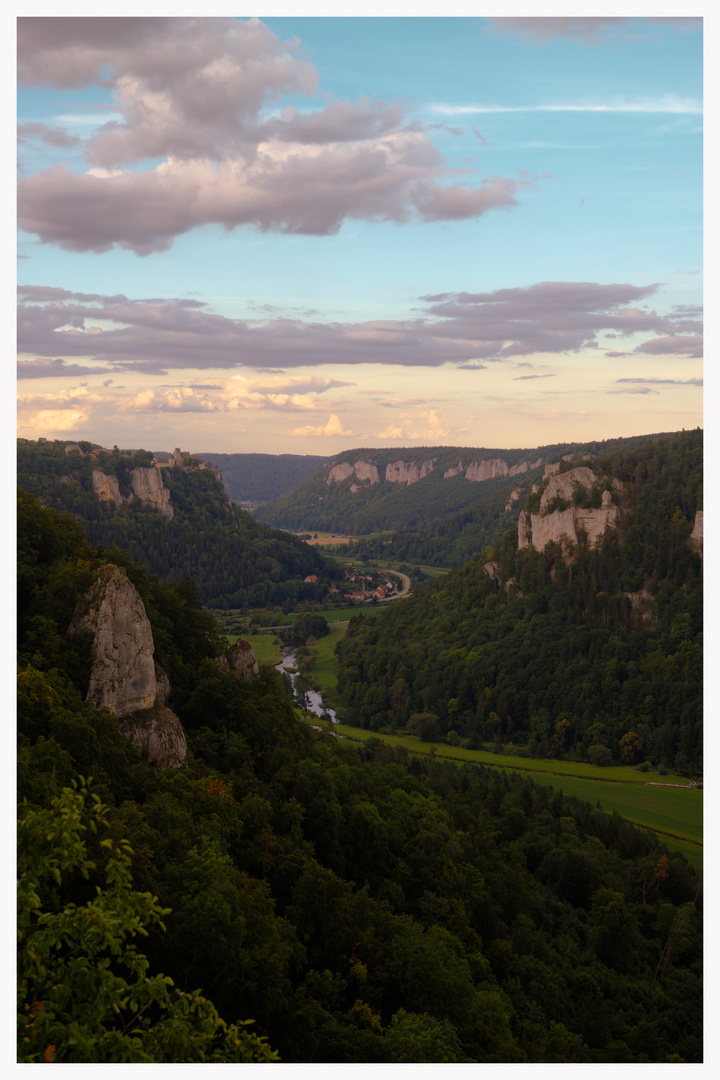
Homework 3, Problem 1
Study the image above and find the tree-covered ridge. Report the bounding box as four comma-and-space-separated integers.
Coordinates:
17, 489, 702, 1063
17, 439, 337, 609
255, 431, 684, 535
195, 451, 331, 503
335, 431, 702, 772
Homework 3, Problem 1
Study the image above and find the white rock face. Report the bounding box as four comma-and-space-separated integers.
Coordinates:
505, 488, 521, 511
131, 467, 173, 521
539, 467, 597, 512
327, 462, 355, 484
385, 459, 435, 484
92, 471, 125, 507
353, 460, 380, 484
118, 707, 187, 769
543, 462, 561, 479
327, 460, 380, 485
465, 458, 509, 482
69, 564, 157, 718
689, 511, 703, 556
444, 461, 465, 478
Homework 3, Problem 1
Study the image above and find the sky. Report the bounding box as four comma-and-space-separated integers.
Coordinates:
15, 7, 704, 456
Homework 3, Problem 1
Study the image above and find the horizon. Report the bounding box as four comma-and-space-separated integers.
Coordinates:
17, 12, 703, 454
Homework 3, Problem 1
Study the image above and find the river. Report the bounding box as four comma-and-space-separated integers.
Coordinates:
275, 650, 340, 724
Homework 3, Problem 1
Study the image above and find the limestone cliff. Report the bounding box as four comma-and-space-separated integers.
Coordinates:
444, 461, 465, 478
92, 470, 125, 507
118, 707, 187, 770
327, 459, 380, 486
131, 467, 174, 521
69, 564, 157, 718
539, 467, 597, 512
465, 458, 509, 482
519, 472, 621, 553
385, 459, 435, 484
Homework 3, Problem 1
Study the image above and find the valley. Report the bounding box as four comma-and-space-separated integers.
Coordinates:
17, 427, 703, 1063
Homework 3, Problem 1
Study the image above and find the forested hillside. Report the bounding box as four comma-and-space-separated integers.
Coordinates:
17, 439, 336, 609
256, 432, 682, 535
17, 490, 703, 1062
336, 431, 702, 773
196, 451, 331, 504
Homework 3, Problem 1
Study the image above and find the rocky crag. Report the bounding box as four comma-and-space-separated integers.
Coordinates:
69, 565, 259, 768
92, 466, 174, 520
518, 467, 622, 554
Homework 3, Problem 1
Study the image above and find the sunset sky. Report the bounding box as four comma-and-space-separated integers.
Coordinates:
16, 9, 703, 455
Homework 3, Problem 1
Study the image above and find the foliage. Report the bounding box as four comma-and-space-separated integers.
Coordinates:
17, 782, 278, 1063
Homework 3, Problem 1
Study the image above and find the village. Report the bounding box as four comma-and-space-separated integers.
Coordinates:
305, 567, 401, 603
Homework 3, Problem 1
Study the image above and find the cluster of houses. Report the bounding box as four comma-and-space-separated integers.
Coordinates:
302, 568, 398, 602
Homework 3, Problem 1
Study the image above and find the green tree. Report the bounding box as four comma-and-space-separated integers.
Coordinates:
17, 782, 278, 1063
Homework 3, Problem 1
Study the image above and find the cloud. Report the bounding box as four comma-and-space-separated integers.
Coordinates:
607, 386, 660, 395
18, 357, 115, 379
430, 95, 702, 116
17, 16, 540, 254
615, 377, 702, 387
17, 280, 701, 373
292, 413, 352, 437
513, 373, 556, 380
483, 17, 702, 46
632, 335, 703, 358
17, 122, 81, 149
375, 408, 448, 440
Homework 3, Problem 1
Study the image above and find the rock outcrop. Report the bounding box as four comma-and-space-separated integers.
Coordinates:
444, 461, 465, 478
519, 472, 621, 554
466, 458, 509, 482
92, 470, 125, 507
131, 467, 174, 521
385, 459, 436, 484
689, 511, 703, 559
327, 460, 380, 486
118, 707, 187, 770
505, 489, 521, 511
69, 564, 157, 718
216, 637, 259, 681
539, 467, 597, 512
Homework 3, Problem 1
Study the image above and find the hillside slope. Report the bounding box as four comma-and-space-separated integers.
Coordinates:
17, 439, 337, 609
336, 431, 702, 773
197, 451, 331, 504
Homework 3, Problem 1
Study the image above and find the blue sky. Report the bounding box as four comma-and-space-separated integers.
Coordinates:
16, 10, 703, 454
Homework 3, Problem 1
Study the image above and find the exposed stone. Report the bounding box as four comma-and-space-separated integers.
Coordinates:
509, 458, 541, 477
327, 462, 355, 484
131, 467, 174, 520
444, 461, 465, 478
350, 483, 359, 493
539, 466, 597, 512
484, 561, 501, 579
543, 462, 561, 479
689, 511, 703, 559
465, 458, 509, 482
227, 637, 259, 680
518, 511, 532, 550
505, 488, 521, 511
92, 470, 125, 507
118, 707, 187, 769
68, 564, 156, 718
353, 460, 380, 484
385, 459, 435, 484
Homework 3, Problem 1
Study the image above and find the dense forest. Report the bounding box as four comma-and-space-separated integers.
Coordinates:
17, 439, 336, 609
336, 432, 703, 773
196, 451, 331, 504
17, 488, 703, 1062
